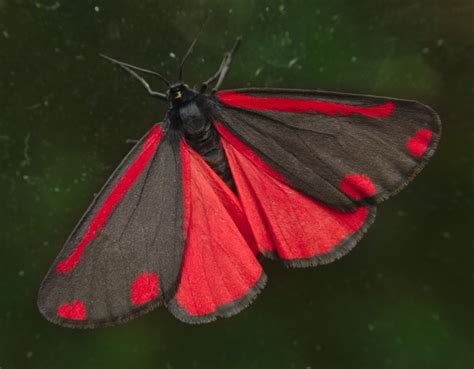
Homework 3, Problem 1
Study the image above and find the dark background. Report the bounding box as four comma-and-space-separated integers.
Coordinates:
1, 0, 473, 368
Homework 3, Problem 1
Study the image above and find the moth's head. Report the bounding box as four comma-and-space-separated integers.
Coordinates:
167, 83, 194, 105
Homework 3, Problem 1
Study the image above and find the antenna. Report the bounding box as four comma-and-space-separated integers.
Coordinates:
178, 15, 211, 81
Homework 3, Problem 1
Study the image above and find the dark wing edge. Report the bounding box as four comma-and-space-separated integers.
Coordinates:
214, 88, 441, 211
38, 124, 185, 329
167, 273, 267, 324
264, 207, 377, 268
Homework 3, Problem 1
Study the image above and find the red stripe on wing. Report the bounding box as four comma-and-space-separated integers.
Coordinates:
56, 125, 163, 274
173, 142, 263, 318
217, 123, 369, 262
217, 91, 394, 118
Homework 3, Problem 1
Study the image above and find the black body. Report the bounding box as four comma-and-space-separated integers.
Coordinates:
165, 86, 235, 191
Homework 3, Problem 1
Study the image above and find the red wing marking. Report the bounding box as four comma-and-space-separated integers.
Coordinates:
217, 123, 368, 259
339, 174, 376, 200
406, 129, 433, 158
130, 272, 159, 306
56, 125, 163, 274
57, 300, 86, 320
174, 142, 262, 317
217, 91, 395, 118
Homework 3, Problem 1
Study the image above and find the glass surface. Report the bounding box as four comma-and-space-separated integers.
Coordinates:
1, 1, 472, 368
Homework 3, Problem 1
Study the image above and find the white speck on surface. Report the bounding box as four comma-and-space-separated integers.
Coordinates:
94, 5, 100, 12
18, 270, 25, 277
169, 52, 176, 59
368, 323, 375, 331
2, 30, 9, 39
228, 8, 233, 14
26, 351, 33, 359
422, 47, 430, 54
437, 38, 444, 47
255, 67, 263, 76
34, 1, 60, 11
280, 31, 293, 47
21, 132, 31, 167
288, 58, 298, 68
441, 231, 452, 239
351, 56, 358, 62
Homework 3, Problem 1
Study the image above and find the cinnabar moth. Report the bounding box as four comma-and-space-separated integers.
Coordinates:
38, 37, 441, 328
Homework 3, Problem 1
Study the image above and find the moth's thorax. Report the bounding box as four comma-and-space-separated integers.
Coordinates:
178, 101, 211, 137
173, 96, 236, 191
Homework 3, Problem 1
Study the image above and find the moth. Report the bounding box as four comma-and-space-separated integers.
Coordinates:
38, 37, 441, 327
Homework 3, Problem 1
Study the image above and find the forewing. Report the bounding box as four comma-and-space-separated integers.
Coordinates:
38, 125, 185, 328
215, 88, 441, 211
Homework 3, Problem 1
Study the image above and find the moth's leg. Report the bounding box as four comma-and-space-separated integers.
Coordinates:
199, 55, 229, 93
200, 37, 241, 94
125, 139, 139, 145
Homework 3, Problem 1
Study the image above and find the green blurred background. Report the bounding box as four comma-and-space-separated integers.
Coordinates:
1, 0, 473, 368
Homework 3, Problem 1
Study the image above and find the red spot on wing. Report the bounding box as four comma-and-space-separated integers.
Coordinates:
174, 142, 262, 317
339, 174, 376, 200
57, 300, 86, 320
130, 272, 159, 305
406, 129, 433, 158
217, 124, 369, 259
56, 125, 163, 274
217, 91, 395, 118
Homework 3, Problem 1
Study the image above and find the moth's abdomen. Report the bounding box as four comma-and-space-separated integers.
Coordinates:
179, 102, 236, 191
